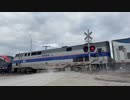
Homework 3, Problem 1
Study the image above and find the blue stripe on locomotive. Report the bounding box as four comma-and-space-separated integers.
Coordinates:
13, 52, 111, 64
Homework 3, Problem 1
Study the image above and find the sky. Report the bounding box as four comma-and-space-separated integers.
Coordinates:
0, 12, 130, 56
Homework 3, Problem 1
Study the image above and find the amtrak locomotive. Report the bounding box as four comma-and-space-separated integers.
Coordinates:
12, 41, 111, 73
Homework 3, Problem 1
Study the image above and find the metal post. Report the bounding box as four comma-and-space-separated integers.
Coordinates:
84, 29, 93, 71
87, 30, 91, 71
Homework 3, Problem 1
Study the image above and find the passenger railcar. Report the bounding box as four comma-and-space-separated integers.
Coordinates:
112, 38, 130, 70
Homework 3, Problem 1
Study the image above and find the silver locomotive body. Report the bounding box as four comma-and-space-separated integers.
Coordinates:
12, 41, 111, 73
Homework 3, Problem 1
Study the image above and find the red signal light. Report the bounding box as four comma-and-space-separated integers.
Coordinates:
83, 46, 88, 52
90, 45, 95, 52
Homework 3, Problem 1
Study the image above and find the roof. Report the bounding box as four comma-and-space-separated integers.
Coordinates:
112, 37, 130, 43
16, 41, 109, 55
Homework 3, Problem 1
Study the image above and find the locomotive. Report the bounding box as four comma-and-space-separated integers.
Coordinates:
12, 41, 111, 73
0, 56, 13, 72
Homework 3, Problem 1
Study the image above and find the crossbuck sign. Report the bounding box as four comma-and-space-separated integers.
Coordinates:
84, 29, 93, 41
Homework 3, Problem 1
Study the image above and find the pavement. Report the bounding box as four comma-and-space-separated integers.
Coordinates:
0, 70, 130, 86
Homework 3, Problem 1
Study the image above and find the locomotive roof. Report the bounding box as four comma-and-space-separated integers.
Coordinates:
16, 41, 109, 55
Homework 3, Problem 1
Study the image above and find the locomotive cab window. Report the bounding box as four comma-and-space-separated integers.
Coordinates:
15, 54, 19, 57
37, 51, 42, 55
28, 53, 30, 56
31, 52, 37, 56
24, 53, 27, 56
66, 47, 72, 51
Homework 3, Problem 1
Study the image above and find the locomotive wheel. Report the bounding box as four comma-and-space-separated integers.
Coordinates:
33, 69, 37, 73
13, 68, 18, 73
24, 69, 29, 74
17, 68, 23, 73
64, 67, 71, 71
74, 67, 80, 72
24, 68, 33, 74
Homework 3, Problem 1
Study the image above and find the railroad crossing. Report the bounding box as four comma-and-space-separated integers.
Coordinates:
84, 29, 93, 71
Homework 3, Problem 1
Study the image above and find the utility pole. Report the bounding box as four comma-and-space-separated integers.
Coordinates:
29, 32, 32, 52
30, 36, 32, 52
84, 29, 93, 71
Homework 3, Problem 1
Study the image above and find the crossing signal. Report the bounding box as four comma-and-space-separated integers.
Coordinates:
83, 46, 88, 52
83, 45, 95, 52
90, 45, 95, 52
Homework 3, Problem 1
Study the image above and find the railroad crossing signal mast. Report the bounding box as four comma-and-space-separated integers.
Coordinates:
84, 29, 93, 71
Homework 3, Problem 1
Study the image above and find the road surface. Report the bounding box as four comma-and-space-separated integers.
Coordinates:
0, 71, 130, 86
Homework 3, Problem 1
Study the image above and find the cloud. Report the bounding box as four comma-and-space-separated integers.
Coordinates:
0, 12, 130, 56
